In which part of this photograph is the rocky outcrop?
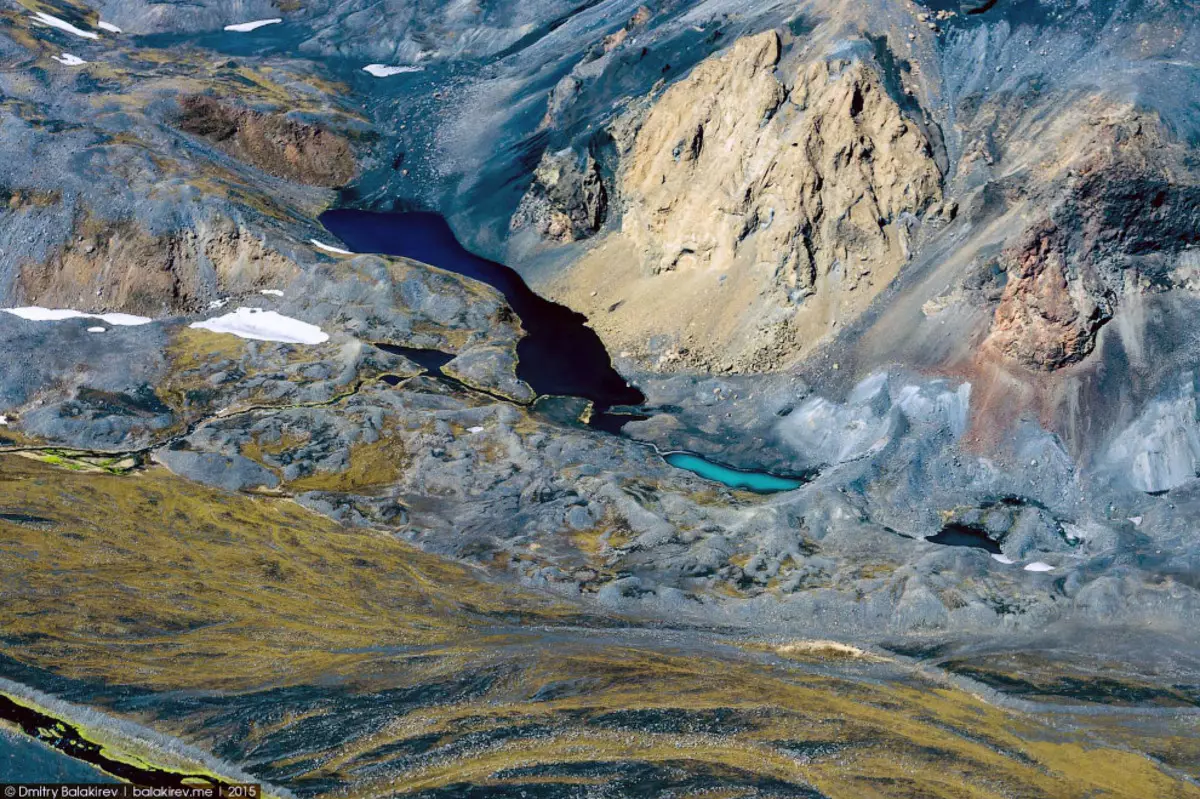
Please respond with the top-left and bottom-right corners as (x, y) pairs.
(18, 215), (300, 316)
(986, 221), (1113, 370)
(177, 95), (356, 188)
(548, 32), (943, 373)
(622, 32), (941, 300)
(442, 346), (536, 403)
(510, 149), (607, 242)
(985, 118), (1200, 370)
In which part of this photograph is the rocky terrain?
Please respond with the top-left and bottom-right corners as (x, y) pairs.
(554, 29), (944, 371)
(1, 0), (1199, 795)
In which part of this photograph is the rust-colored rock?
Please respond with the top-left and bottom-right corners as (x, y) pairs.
(985, 222), (1112, 370)
(983, 116), (1200, 371)
(177, 95), (356, 188)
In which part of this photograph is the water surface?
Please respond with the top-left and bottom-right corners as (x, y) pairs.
(0, 693), (223, 786)
(664, 452), (806, 494)
(925, 523), (1002, 554)
(320, 211), (643, 413)
(374, 342), (455, 373)
(0, 728), (118, 783)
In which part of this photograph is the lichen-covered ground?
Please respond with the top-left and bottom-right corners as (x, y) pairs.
(2, 456), (1198, 798)
(3, 0), (1200, 794)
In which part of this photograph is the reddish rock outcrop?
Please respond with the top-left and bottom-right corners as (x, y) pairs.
(986, 222), (1112, 370)
(985, 117), (1200, 371)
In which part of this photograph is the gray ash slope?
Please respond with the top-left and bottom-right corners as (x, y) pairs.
(1, 0), (1200, 731)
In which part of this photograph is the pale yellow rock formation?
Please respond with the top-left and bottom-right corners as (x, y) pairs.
(550, 31), (942, 372)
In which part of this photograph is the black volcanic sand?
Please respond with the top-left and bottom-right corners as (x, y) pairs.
(321, 210), (644, 413)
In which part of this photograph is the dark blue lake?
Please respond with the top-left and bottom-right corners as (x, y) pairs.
(319, 210), (644, 413)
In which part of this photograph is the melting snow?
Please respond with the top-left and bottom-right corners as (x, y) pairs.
(259, 289), (284, 297)
(32, 12), (99, 39)
(87, 326), (106, 333)
(224, 18), (282, 32)
(310, 239), (353, 255)
(1023, 561), (1055, 572)
(97, 20), (122, 33)
(52, 53), (87, 66)
(189, 307), (328, 344)
(990, 554), (1015, 565)
(363, 64), (423, 77)
(3, 307), (152, 325)
(467, 426), (485, 434)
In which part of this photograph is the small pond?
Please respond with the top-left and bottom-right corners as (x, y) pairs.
(664, 452), (808, 494)
(925, 523), (1003, 554)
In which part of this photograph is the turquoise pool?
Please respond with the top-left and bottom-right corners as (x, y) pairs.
(664, 452), (805, 493)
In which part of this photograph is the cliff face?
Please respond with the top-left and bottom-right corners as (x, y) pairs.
(984, 119), (1200, 370)
(546, 31), (943, 372)
(623, 32), (941, 299)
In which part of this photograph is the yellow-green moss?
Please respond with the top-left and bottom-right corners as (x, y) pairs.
(0, 463), (1196, 799)
(0, 455), (576, 690)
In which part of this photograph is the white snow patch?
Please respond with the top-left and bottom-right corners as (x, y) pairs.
(990, 554), (1015, 565)
(52, 53), (87, 66)
(467, 426), (485, 434)
(224, 18), (281, 32)
(310, 239), (352, 255)
(32, 12), (99, 39)
(259, 289), (284, 297)
(0, 415), (8, 426)
(87, 326), (106, 333)
(208, 298), (229, 309)
(3, 307), (152, 326)
(1128, 516), (1143, 526)
(189, 307), (328, 344)
(1023, 561), (1055, 572)
(97, 20), (122, 32)
(363, 64), (423, 77)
